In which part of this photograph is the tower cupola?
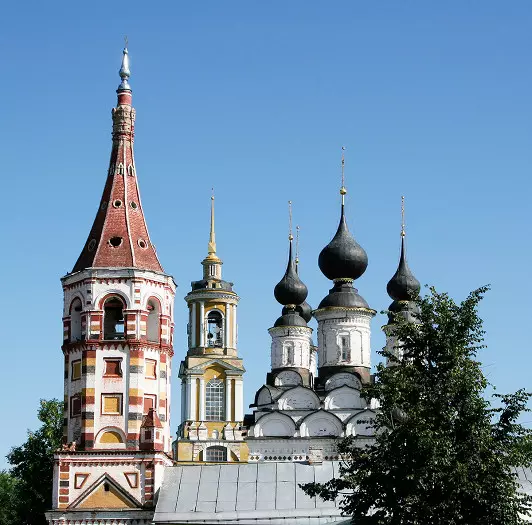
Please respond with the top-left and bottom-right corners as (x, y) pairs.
(72, 44), (163, 274)
(313, 149), (375, 385)
(266, 203), (315, 385)
(386, 196), (420, 324)
(273, 202), (308, 328)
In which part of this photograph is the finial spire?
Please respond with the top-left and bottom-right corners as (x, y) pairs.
(295, 225), (300, 270)
(401, 195), (405, 238)
(208, 189), (217, 256)
(118, 37), (131, 91)
(340, 146), (347, 205)
(288, 201), (293, 241)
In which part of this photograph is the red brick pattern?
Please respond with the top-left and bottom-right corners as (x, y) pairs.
(72, 91), (163, 274)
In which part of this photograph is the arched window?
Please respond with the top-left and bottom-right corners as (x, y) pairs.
(206, 311), (223, 348)
(103, 297), (125, 340)
(205, 378), (224, 420)
(70, 298), (83, 342)
(205, 445), (227, 462)
(284, 343), (295, 366)
(146, 298), (160, 343)
(340, 335), (350, 362)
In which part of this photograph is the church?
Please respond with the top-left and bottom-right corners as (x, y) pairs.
(45, 46), (425, 525)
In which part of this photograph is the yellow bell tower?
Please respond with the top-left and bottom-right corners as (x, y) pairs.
(175, 195), (247, 463)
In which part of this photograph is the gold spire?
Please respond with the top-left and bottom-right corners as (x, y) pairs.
(206, 189), (220, 261)
(401, 195), (405, 238)
(340, 146), (347, 205)
(295, 225), (300, 268)
(288, 200), (294, 241)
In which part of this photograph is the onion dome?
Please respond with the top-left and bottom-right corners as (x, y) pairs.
(386, 199), (420, 324)
(274, 240), (308, 307)
(296, 301), (312, 323)
(281, 301), (312, 323)
(274, 310), (309, 328)
(318, 202), (368, 281)
(318, 281), (370, 309)
(387, 236), (420, 302)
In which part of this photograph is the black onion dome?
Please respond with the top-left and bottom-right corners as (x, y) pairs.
(318, 204), (368, 281)
(386, 237), (420, 302)
(274, 311), (309, 328)
(274, 241), (308, 306)
(297, 301), (312, 323)
(318, 281), (369, 309)
(282, 301), (312, 323)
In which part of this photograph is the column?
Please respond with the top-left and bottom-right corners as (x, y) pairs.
(181, 381), (186, 423)
(199, 377), (206, 421)
(225, 377), (232, 421)
(191, 303), (196, 348)
(188, 377), (197, 421)
(232, 304), (237, 348)
(224, 305), (231, 349)
(199, 302), (205, 347)
(234, 378), (243, 421)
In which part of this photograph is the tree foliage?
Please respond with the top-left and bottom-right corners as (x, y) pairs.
(302, 286), (532, 524)
(4, 399), (63, 525)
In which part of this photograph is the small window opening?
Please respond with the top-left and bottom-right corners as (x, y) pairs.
(284, 343), (295, 366)
(113, 199), (122, 208)
(340, 336), (350, 362)
(147, 300), (160, 342)
(103, 298), (125, 340)
(70, 298), (83, 342)
(104, 483), (110, 492)
(87, 239), (97, 252)
(103, 358), (122, 377)
(138, 239), (148, 249)
(109, 237), (123, 248)
(130, 201), (138, 209)
(206, 311), (223, 347)
(205, 378), (224, 420)
(205, 445), (227, 462)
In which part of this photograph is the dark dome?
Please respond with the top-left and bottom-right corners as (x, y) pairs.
(387, 299), (420, 325)
(387, 238), (420, 302)
(274, 241), (308, 306)
(318, 281), (369, 309)
(318, 204), (368, 281)
(297, 301), (313, 323)
(282, 301), (312, 323)
(274, 310), (309, 328)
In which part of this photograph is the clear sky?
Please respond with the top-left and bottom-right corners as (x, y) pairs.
(0, 2), (531, 467)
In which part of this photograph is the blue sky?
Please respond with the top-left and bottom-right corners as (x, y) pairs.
(0, 2), (531, 466)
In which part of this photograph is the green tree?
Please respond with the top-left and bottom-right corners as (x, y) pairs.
(7, 399), (63, 525)
(0, 470), (18, 525)
(302, 287), (532, 524)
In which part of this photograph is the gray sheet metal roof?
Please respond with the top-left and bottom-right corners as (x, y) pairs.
(154, 461), (351, 524)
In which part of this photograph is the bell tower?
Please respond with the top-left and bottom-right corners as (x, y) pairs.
(48, 45), (175, 524)
(175, 195), (247, 463)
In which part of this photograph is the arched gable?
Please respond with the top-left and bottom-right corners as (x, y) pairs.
(253, 412), (296, 438)
(325, 372), (362, 391)
(277, 386), (320, 411)
(324, 385), (364, 410)
(94, 426), (127, 449)
(254, 385), (273, 407)
(345, 409), (377, 437)
(299, 411), (343, 437)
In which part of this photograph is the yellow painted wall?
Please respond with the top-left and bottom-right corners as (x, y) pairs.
(76, 483), (136, 509)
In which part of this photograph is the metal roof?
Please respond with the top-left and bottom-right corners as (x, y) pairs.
(153, 461), (350, 524)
